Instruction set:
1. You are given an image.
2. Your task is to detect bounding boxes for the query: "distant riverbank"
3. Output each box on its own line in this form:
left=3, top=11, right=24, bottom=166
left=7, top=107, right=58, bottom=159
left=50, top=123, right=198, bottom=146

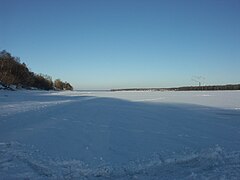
left=111, top=84, right=240, bottom=92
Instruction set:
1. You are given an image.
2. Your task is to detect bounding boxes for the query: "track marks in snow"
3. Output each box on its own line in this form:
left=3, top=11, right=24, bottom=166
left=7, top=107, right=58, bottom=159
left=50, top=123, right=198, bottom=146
left=1, top=142, right=240, bottom=179
left=133, top=97, right=165, bottom=102
left=0, top=100, right=73, bottom=117
left=0, top=96, right=97, bottom=117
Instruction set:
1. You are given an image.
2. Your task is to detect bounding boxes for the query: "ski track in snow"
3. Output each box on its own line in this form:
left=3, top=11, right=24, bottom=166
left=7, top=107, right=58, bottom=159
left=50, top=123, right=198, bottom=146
left=0, top=90, right=240, bottom=179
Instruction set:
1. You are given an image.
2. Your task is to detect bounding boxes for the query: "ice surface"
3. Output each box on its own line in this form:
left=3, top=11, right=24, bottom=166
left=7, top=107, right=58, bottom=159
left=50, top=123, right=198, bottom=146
left=0, top=90, right=240, bottom=179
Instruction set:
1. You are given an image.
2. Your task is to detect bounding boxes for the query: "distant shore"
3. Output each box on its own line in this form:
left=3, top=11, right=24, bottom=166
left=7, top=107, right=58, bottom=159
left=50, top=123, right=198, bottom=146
left=111, top=84, right=240, bottom=92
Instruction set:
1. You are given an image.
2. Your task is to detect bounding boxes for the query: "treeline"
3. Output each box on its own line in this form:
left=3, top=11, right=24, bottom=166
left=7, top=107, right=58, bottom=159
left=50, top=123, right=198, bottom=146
left=0, top=50, right=73, bottom=90
left=173, top=84, right=240, bottom=91
left=111, top=84, right=240, bottom=92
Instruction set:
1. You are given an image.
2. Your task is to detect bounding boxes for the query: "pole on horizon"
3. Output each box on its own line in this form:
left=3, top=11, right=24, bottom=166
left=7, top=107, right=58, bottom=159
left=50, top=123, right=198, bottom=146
left=192, top=76, right=205, bottom=89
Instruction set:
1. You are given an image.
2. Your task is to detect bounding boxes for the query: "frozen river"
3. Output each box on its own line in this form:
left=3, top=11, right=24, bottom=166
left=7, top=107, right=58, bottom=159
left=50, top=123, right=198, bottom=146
left=0, top=90, right=240, bottom=179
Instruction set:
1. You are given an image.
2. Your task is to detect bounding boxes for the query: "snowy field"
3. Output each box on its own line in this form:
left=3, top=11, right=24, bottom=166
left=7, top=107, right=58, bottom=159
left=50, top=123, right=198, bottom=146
left=0, top=90, right=240, bottom=179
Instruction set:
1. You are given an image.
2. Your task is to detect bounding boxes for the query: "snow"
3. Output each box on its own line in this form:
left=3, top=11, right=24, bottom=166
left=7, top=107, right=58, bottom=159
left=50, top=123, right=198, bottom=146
left=0, top=90, right=240, bottom=179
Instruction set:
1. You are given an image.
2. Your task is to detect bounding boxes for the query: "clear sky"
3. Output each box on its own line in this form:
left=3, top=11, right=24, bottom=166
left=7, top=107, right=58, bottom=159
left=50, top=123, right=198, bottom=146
left=1, top=0, right=240, bottom=90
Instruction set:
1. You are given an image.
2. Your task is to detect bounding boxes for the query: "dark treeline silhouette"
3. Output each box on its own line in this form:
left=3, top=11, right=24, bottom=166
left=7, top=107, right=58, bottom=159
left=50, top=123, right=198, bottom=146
left=111, top=84, right=240, bottom=92
left=172, top=84, right=240, bottom=91
left=0, top=50, right=73, bottom=90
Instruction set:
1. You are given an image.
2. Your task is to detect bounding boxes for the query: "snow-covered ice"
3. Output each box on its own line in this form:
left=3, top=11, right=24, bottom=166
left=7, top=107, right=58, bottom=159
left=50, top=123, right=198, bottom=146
left=0, top=90, right=240, bottom=179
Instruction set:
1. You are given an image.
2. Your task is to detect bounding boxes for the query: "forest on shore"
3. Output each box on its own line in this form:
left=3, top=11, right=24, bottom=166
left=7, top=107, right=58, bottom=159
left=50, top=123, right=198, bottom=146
left=111, top=85, right=240, bottom=92
left=111, top=84, right=240, bottom=91
left=0, top=50, right=73, bottom=91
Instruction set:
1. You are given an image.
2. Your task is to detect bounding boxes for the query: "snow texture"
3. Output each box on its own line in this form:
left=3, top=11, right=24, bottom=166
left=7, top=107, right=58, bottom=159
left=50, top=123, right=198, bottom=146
left=0, top=90, right=240, bottom=179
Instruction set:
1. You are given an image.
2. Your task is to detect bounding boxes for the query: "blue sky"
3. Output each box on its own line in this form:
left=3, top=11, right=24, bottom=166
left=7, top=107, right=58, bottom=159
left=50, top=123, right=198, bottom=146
left=1, top=0, right=240, bottom=89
